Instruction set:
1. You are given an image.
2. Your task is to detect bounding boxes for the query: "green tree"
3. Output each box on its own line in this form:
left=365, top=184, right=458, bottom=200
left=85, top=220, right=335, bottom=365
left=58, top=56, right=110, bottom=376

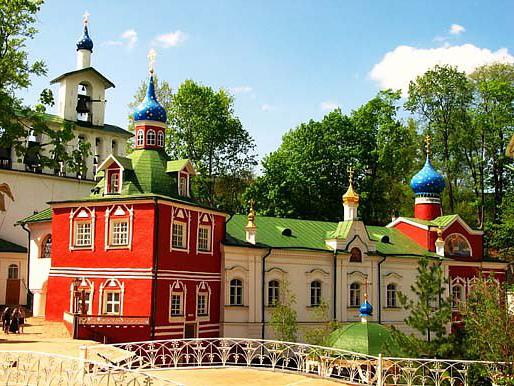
left=396, top=256, right=452, bottom=357
left=0, top=0, right=86, bottom=170
left=469, top=63, right=514, bottom=224
left=405, top=65, right=473, bottom=214
left=246, top=91, right=416, bottom=223
left=463, top=277, right=514, bottom=365
left=302, top=300, right=340, bottom=346
left=268, top=281, right=298, bottom=342
left=129, top=79, right=256, bottom=212
left=487, top=192, right=514, bottom=259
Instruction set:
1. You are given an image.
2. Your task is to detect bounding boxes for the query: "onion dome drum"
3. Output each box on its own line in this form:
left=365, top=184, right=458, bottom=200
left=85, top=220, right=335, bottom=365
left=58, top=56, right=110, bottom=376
left=133, top=75, right=167, bottom=123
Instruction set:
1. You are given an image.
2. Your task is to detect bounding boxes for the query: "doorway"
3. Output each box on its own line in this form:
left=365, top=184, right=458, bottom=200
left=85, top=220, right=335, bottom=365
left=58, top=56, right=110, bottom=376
left=184, top=323, right=197, bottom=339
left=5, top=264, right=20, bottom=305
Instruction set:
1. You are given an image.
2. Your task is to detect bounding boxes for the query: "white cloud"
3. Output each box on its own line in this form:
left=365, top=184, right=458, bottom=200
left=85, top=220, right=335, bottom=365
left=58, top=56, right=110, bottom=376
left=449, top=24, right=466, bottom=35
left=101, top=29, right=138, bottom=49
left=370, top=44, right=514, bottom=94
left=261, top=104, right=273, bottom=111
left=153, top=31, right=187, bottom=48
left=320, top=101, right=339, bottom=111
left=229, top=86, right=253, bottom=94
left=121, top=29, right=137, bottom=49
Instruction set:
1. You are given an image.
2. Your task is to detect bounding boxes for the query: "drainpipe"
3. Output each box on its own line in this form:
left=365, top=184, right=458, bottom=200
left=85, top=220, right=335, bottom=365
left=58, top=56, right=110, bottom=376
left=377, top=256, right=386, bottom=324
left=260, top=247, right=272, bottom=339
left=332, top=250, right=338, bottom=321
left=150, top=198, right=160, bottom=340
left=20, top=223, right=33, bottom=309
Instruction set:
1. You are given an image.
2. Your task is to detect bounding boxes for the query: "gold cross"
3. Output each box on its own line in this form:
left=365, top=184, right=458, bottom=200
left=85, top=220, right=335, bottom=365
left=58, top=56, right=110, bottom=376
left=147, top=48, right=157, bottom=74
left=347, top=166, right=355, bottom=183
left=425, top=134, right=432, bottom=156
left=248, top=199, right=255, bottom=211
left=82, top=11, right=90, bottom=25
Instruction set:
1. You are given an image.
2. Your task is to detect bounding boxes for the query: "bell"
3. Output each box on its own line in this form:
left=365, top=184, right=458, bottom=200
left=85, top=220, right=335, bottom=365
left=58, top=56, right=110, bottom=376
left=76, top=95, right=90, bottom=114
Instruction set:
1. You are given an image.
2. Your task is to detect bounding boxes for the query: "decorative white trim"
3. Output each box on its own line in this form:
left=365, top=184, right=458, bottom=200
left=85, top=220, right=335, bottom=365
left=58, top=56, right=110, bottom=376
left=197, top=213, right=214, bottom=255
left=196, top=281, right=211, bottom=321
left=104, top=204, right=134, bottom=251
left=415, top=197, right=441, bottom=205
left=69, top=207, right=95, bottom=251
left=68, top=278, right=94, bottom=315
left=99, top=278, right=125, bottom=315
left=169, top=280, right=186, bottom=322
left=134, top=120, right=167, bottom=129
left=170, top=207, right=190, bottom=253
left=386, top=217, right=430, bottom=230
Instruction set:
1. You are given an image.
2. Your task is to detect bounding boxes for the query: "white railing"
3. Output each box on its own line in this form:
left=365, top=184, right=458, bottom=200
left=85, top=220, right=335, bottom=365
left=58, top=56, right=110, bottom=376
left=0, top=350, right=182, bottom=386
left=87, top=338, right=512, bottom=386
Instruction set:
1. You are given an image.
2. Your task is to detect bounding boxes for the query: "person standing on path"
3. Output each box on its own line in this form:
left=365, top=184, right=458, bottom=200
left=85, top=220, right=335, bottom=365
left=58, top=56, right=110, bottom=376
left=17, top=306, right=25, bottom=334
left=9, top=308, right=19, bottom=334
left=2, top=307, right=11, bottom=334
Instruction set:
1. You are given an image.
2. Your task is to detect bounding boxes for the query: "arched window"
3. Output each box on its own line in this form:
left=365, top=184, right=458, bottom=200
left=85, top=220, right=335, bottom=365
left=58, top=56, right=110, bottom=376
left=310, top=280, right=322, bottom=307
left=452, top=285, right=464, bottom=308
left=229, top=279, right=243, bottom=306
left=386, top=283, right=398, bottom=308
left=42, top=235, right=52, bottom=258
left=350, top=247, right=362, bottom=263
left=136, top=130, right=144, bottom=146
left=7, top=264, right=18, bottom=280
left=147, top=130, right=156, bottom=146
left=268, top=280, right=280, bottom=306
left=101, top=279, right=124, bottom=315
left=349, top=282, right=361, bottom=307
left=444, top=234, right=472, bottom=257
left=157, top=131, right=164, bottom=147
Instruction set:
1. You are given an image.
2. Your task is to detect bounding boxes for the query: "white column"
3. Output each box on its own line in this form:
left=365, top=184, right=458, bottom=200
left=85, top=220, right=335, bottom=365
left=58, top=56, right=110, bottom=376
left=76, top=49, right=91, bottom=69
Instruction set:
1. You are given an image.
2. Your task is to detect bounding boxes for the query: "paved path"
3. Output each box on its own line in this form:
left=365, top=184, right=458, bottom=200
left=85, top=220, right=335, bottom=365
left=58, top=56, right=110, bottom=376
left=0, top=318, right=346, bottom=385
left=150, top=368, right=344, bottom=385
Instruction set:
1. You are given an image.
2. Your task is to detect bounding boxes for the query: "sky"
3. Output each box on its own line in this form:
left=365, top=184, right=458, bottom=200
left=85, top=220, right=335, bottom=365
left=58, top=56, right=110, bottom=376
left=21, top=0, right=514, bottom=161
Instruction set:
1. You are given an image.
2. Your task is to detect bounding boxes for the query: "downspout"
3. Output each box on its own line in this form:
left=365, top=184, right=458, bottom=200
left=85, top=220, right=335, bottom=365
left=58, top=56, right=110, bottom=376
left=20, top=223, right=33, bottom=309
left=150, top=197, right=160, bottom=340
left=261, top=247, right=272, bottom=339
left=377, top=256, right=386, bottom=324
left=333, top=250, right=338, bottom=321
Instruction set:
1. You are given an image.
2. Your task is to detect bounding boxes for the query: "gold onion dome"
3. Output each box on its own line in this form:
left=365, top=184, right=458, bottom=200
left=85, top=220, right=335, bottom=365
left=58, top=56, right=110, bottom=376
left=245, top=200, right=256, bottom=229
left=343, top=168, right=359, bottom=204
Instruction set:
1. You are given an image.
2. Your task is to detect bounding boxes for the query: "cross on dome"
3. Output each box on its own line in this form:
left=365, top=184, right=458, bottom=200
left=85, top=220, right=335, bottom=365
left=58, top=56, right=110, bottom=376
left=425, top=134, right=432, bottom=156
left=147, top=48, right=157, bottom=74
left=82, top=11, right=90, bottom=25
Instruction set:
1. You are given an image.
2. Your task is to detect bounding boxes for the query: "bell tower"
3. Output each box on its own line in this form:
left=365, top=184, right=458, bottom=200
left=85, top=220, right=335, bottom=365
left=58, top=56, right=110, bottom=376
left=50, top=13, right=114, bottom=127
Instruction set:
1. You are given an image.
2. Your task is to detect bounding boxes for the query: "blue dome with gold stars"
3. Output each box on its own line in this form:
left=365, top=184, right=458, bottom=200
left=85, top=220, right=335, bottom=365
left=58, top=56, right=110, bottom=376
left=410, top=156, right=446, bottom=195
left=359, top=299, right=373, bottom=317
left=133, top=75, right=167, bottom=123
left=76, top=25, right=93, bottom=52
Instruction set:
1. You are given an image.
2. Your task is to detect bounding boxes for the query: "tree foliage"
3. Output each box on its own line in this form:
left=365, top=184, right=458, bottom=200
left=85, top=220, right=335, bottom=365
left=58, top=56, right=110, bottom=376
left=0, top=0, right=87, bottom=170
left=129, top=78, right=256, bottom=212
left=268, top=281, right=298, bottom=342
left=395, top=256, right=452, bottom=357
left=246, top=90, right=417, bottom=223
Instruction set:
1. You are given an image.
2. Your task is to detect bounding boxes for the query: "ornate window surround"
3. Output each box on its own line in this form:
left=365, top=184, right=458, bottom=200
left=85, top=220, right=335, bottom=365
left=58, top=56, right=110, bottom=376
left=196, top=281, right=211, bottom=320
left=104, top=204, right=134, bottom=250
left=69, top=207, right=95, bottom=251
left=169, top=280, right=186, bottom=322
left=99, top=278, right=124, bottom=315
left=170, top=207, right=191, bottom=252
left=69, top=278, right=94, bottom=315
left=196, top=213, right=214, bottom=255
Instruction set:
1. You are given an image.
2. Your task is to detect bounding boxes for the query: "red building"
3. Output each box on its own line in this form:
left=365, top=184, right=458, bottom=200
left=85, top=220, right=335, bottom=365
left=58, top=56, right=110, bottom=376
left=44, top=71, right=227, bottom=343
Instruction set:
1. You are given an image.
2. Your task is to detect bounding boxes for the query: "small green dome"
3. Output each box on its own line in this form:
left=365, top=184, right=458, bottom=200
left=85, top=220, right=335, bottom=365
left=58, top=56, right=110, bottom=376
left=326, top=322, right=402, bottom=357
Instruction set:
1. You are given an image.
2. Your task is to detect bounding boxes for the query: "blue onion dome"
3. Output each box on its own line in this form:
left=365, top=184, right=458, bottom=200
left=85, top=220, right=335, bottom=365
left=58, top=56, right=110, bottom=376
left=359, top=299, right=373, bottom=317
left=76, top=25, right=94, bottom=52
left=410, top=156, right=446, bottom=195
left=133, top=75, right=167, bottom=123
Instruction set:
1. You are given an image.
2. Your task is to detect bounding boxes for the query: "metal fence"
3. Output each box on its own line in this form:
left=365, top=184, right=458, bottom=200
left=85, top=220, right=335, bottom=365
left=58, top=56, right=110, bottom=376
left=87, top=338, right=511, bottom=385
left=0, top=350, right=182, bottom=385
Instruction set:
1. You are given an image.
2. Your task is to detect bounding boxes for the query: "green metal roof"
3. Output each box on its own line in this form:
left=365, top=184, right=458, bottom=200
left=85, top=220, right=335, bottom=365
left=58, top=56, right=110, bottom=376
left=0, top=239, right=27, bottom=253
left=225, top=214, right=439, bottom=257
left=326, top=322, right=403, bottom=356
left=18, top=208, right=52, bottom=224
left=167, top=159, right=191, bottom=173
left=111, top=156, right=134, bottom=171
left=401, top=214, right=460, bottom=229
left=50, top=67, right=115, bottom=89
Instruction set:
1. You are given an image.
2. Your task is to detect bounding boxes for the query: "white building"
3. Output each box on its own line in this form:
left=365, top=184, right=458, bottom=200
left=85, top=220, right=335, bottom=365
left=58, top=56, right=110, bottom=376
left=0, top=17, right=130, bottom=307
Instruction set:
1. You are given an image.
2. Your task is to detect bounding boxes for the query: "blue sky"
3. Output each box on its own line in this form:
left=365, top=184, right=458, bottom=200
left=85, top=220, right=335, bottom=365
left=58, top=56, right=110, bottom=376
left=22, top=0, right=514, bottom=160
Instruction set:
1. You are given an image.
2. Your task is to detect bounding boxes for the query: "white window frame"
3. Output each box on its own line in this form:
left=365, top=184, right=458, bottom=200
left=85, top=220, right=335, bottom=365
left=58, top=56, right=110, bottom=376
left=197, top=292, right=209, bottom=316
left=268, top=280, right=280, bottom=307
left=98, top=278, right=124, bottom=315
left=452, top=283, right=465, bottom=309
left=386, top=283, right=398, bottom=308
left=310, top=280, right=322, bottom=307
left=41, top=235, right=52, bottom=258
left=157, top=131, right=164, bottom=147
left=147, top=129, right=156, bottom=146
left=229, top=278, right=243, bottom=306
left=197, top=225, right=211, bottom=253
left=108, top=171, right=120, bottom=194
left=136, top=129, right=144, bottom=146
left=110, top=219, right=129, bottom=247
left=171, top=221, right=187, bottom=250
left=74, top=221, right=92, bottom=247
left=70, top=207, right=95, bottom=251
left=7, top=264, right=18, bottom=279
left=179, top=175, right=188, bottom=196
left=349, top=282, right=361, bottom=308
left=69, top=279, right=94, bottom=315
left=103, top=291, right=121, bottom=315
left=104, top=205, right=134, bottom=251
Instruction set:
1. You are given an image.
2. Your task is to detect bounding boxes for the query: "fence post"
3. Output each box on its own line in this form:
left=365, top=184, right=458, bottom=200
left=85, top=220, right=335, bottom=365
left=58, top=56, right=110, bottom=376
left=376, top=354, right=382, bottom=386
left=79, top=345, right=88, bottom=383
